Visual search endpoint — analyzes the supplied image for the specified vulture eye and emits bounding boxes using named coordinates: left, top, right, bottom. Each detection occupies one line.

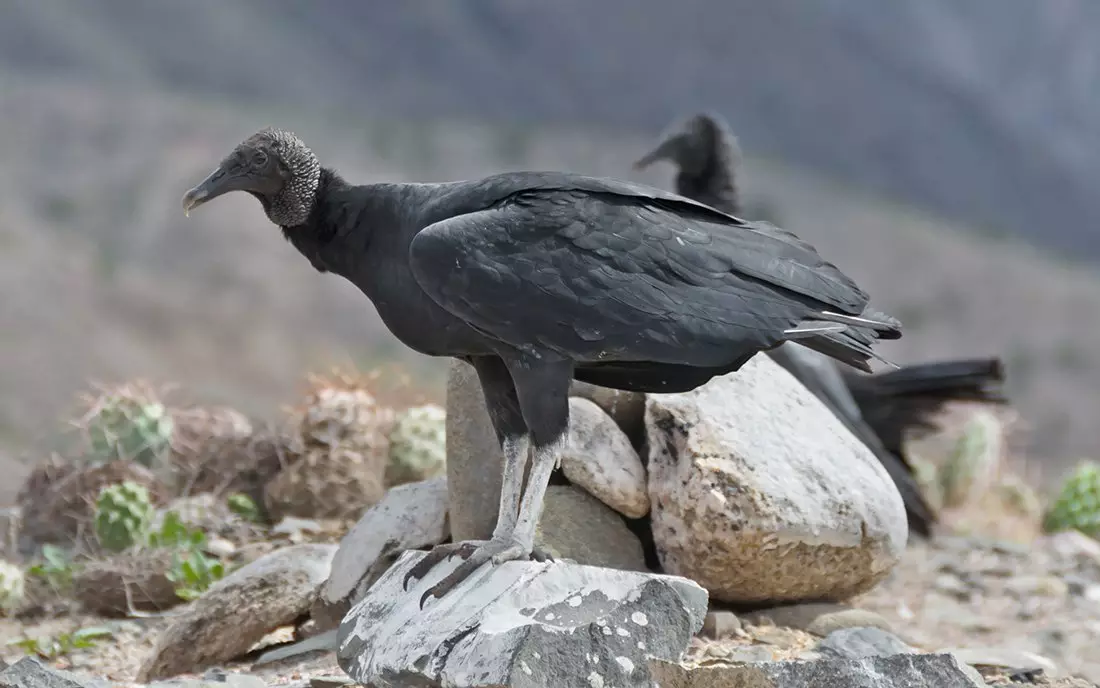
left=254, top=150, right=269, bottom=167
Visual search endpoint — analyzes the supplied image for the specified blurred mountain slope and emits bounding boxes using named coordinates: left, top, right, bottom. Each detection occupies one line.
left=1, top=0, right=1098, bottom=258
left=0, top=76, right=1097, bottom=509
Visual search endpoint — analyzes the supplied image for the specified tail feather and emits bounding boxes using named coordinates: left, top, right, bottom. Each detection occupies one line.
left=785, top=306, right=902, bottom=373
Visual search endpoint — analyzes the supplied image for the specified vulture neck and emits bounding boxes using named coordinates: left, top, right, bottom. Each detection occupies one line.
left=278, top=167, right=399, bottom=276
left=676, top=139, right=742, bottom=216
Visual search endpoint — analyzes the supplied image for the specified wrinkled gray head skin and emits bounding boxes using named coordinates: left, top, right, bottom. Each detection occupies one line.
left=181, top=127, right=322, bottom=228
left=633, top=112, right=739, bottom=175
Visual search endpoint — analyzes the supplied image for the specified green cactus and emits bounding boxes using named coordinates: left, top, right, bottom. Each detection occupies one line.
left=939, top=410, right=1004, bottom=508
left=0, top=560, right=25, bottom=614
left=908, top=453, right=943, bottom=514
left=386, top=404, right=447, bottom=487
left=226, top=493, right=261, bottom=523
left=81, top=384, right=174, bottom=468
left=1043, top=461, right=1100, bottom=539
left=94, top=481, right=155, bottom=552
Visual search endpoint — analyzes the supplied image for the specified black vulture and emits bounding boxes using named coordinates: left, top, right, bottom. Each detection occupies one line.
left=634, top=111, right=1008, bottom=538
left=181, top=127, right=903, bottom=605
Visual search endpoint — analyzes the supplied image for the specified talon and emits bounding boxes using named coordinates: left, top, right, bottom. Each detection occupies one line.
left=419, top=588, right=436, bottom=609
left=403, top=541, right=484, bottom=591
left=530, top=546, right=554, bottom=563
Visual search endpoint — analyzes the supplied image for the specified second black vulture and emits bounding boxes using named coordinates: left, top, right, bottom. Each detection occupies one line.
left=181, top=127, right=902, bottom=605
left=634, top=111, right=1008, bottom=537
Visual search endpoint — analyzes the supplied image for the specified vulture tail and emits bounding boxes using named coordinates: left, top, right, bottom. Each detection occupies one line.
left=784, top=307, right=903, bottom=373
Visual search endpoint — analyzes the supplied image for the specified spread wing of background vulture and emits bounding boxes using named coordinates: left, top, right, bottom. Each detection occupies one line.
left=180, top=127, right=904, bottom=603
left=634, top=111, right=1008, bottom=538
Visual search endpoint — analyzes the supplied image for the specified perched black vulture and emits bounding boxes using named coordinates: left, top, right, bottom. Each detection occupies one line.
left=181, top=127, right=903, bottom=604
left=634, top=111, right=1008, bottom=537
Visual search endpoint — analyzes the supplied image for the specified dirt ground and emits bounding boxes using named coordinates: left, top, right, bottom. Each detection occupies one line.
left=2, top=529, right=1098, bottom=687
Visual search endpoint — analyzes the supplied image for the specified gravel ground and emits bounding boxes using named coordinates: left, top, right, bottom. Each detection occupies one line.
left=2, top=531, right=1098, bottom=686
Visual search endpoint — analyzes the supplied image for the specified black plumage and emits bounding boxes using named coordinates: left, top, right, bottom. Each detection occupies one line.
left=181, top=127, right=902, bottom=603
left=635, top=111, right=1008, bottom=538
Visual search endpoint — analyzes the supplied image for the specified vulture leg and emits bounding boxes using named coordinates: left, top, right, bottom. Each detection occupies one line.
left=406, top=355, right=570, bottom=606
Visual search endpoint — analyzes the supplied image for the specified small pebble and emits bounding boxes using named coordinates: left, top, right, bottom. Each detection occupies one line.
left=742, top=603, right=891, bottom=636
left=817, top=627, right=915, bottom=660
left=934, top=573, right=973, bottom=601
left=806, top=609, right=893, bottom=637
left=947, top=647, right=1058, bottom=677
left=1005, top=575, right=1068, bottom=598
left=700, top=610, right=742, bottom=639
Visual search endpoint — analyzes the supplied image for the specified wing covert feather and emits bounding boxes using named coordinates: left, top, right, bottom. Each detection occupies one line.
left=408, top=192, right=869, bottom=366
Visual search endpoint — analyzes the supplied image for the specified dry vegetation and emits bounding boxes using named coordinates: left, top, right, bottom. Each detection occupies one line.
left=2, top=73, right=1100, bottom=506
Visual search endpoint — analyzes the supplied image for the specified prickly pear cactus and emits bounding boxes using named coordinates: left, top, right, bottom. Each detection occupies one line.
left=94, top=481, right=155, bottom=552
left=386, top=404, right=447, bottom=487
left=1043, top=461, right=1100, bottom=539
left=0, top=560, right=25, bottom=614
left=939, top=410, right=1004, bottom=509
left=79, top=382, right=175, bottom=468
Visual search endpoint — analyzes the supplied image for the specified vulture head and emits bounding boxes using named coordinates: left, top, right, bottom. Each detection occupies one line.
left=182, top=127, right=321, bottom=227
left=633, top=112, right=737, bottom=176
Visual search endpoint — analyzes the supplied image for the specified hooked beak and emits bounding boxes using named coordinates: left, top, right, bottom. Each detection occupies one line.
left=632, top=134, right=684, bottom=170
left=181, top=165, right=239, bottom=216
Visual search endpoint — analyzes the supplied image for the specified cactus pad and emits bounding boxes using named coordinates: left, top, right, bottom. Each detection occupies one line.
left=94, top=481, right=155, bottom=552
left=1043, top=461, right=1100, bottom=539
left=79, top=382, right=175, bottom=468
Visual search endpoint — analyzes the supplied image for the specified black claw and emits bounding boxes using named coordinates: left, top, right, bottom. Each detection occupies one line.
left=418, top=588, right=436, bottom=609
left=403, top=541, right=482, bottom=591
left=407, top=541, right=550, bottom=608
left=417, top=556, right=488, bottom=609
left=530, top=546, right=555, bottom=563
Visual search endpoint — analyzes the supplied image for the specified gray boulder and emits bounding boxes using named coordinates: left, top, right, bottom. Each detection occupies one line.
left=560, top=397, right=649, bottom=519
left=818, top=627, right=917, bottom=660
left=646, top=355, right=908, bottom=604
left=445, top=359, right=505, bottom=542
left=0, top=657, right=106, bottom=688
left=312, top=475, right=450, bottom=629
left=337, top=550, right=708, bottom=688
left=569, top=380, right=647, bottom=449
left=535, top=484, right=649, bottom=572
left=138, top=543, right=337, bottom=681
left=446, top=359, right=650, bottom=541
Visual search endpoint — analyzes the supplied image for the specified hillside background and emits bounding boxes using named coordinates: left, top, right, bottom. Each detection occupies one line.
left=1, top=0, right=1098, bottom=504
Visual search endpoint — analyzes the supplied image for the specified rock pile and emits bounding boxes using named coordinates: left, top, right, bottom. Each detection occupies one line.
left=448, top=355, right=910, bottom=604
left=0, top=360, right=1096, bottom=687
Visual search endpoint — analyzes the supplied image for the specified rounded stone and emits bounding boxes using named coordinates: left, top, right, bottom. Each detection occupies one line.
left=645, top=355, right=908, bottom=604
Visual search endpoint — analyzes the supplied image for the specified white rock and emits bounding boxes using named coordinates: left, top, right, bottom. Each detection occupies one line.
left=645, top=355, right=908, bottom=604
left=314, top=476, right=450, bottom=629
left=561, top=398, right=649, bottom=519
left=337, top=550, right=708, bottom=688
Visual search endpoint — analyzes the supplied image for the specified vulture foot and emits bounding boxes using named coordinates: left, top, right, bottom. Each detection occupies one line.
left=403, top=538, right=554, bottom=608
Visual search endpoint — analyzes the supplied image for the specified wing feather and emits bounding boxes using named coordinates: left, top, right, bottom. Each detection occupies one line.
left=408, top=189, right=876, bottom=366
